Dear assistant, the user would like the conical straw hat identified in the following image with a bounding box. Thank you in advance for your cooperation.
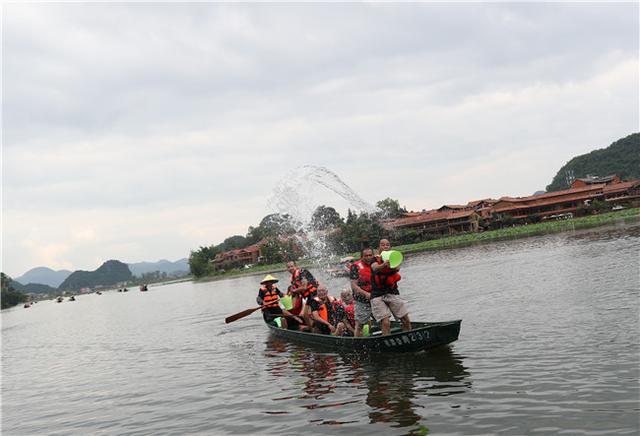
[260,274,279,284]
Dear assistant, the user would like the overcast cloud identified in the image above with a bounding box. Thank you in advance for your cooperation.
[2,3,638,277]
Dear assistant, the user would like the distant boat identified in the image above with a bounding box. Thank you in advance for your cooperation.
[24,303,31,309]
[123,288,128,292]
[68,296,76,302]
[56,296,64,303]
[96,291,102,295]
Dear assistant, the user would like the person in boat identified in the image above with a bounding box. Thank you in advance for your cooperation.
[371,239,411,336]
[341,257,355,275]
[257,274,304,330]
[350,247,375,337]
[334,289,356,336]
[309,285,338,335]
[286,260,318,327]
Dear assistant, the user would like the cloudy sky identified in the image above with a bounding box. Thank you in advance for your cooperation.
[3,3,638,277]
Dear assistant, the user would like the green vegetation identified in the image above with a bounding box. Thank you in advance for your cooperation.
[546,133,639,191]
[393,208,640,254]
[58,260,133,292]
[1,273,29,309]
[196,208,639,282]
[189,204,390,278]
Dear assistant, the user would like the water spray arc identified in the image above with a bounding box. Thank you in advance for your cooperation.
[268,165,379,266]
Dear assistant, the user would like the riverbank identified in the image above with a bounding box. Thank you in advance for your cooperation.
[197,207,639,282]
[395,207,640,255]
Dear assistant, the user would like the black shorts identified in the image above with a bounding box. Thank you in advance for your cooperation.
[286,316,303,331]
[313,320,332,335]
[262,307,284,324]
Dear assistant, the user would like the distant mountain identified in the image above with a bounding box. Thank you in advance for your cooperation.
[10,280,57,294]
[15,267,72,288]
[127,258,189,277]
[58,260,133,292]
[546,133,640,192]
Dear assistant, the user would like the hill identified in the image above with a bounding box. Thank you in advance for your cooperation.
[15,267,72,288]
[10,280,57,294]
[546,133,640,192]
[127,258,189,277]
[58,260,133,292]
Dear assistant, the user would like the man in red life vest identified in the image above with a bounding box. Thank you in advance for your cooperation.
[256,274,304,330]
[334,289,355,336]
[371,239,411,336]
[309,285,337,335]
[350,247,375,337]
[286,260,318,327]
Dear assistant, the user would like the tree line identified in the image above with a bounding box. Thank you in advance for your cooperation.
[188,198,409,277]
[546,133,639,192]
[1,273,29,309]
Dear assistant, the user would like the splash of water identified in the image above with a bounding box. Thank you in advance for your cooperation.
[268,165,379,265]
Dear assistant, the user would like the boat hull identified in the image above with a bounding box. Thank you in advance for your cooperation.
[266,320,461,353]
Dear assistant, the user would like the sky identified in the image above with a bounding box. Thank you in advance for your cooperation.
[2,3,638,277]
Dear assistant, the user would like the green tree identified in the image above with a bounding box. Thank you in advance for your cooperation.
[376,198,407,219]
[260,239,300,264]
[246,213,298,244]
[220,235,248,251]
[310,205,343,231]
[339,210,386,252]
[1,273,28,309]
[188,245,218,278]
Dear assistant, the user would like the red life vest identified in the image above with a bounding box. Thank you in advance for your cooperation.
[372,255,401,292]
[342,301,355,327]
[353,259,373,293]
[260,286,280,309]
[289,292,303,315]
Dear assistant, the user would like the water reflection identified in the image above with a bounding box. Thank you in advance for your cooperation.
[264,338,470,433]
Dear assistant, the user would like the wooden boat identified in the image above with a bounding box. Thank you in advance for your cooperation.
[265,320,461,353]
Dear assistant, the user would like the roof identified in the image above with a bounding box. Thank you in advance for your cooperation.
[497,184,605,204]
[603,179,640,194]
[388,209,477,228]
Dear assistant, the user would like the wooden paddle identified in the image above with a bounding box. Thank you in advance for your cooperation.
[225,298,283,324]
[225,305,264,324]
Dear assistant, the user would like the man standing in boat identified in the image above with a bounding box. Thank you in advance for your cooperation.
[350,247,375,337]
[371,239,411,336]
[286,260,318,326]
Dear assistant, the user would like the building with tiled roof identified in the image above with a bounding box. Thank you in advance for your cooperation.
[386,176,638,236]
[385,209,480,235]
[492,178,639,223]
[211,239,268,271]
[571,175,620,188]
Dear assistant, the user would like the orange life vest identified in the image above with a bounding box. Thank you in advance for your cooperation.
[291,268,317,298]
[313,296,335,322]
[260,286,280,309]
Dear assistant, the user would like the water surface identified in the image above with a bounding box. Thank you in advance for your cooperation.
[3,222,639,435]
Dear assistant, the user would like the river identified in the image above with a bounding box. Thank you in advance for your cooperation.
[2,221,639,435]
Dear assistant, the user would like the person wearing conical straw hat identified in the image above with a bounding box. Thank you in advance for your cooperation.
[257,274,304,330]
[371,239,411,336]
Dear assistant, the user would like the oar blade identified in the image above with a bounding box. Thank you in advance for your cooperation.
[225,306,261,324]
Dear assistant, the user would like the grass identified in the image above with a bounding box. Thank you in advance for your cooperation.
[394,207,640,255]
[198,207,639,281]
